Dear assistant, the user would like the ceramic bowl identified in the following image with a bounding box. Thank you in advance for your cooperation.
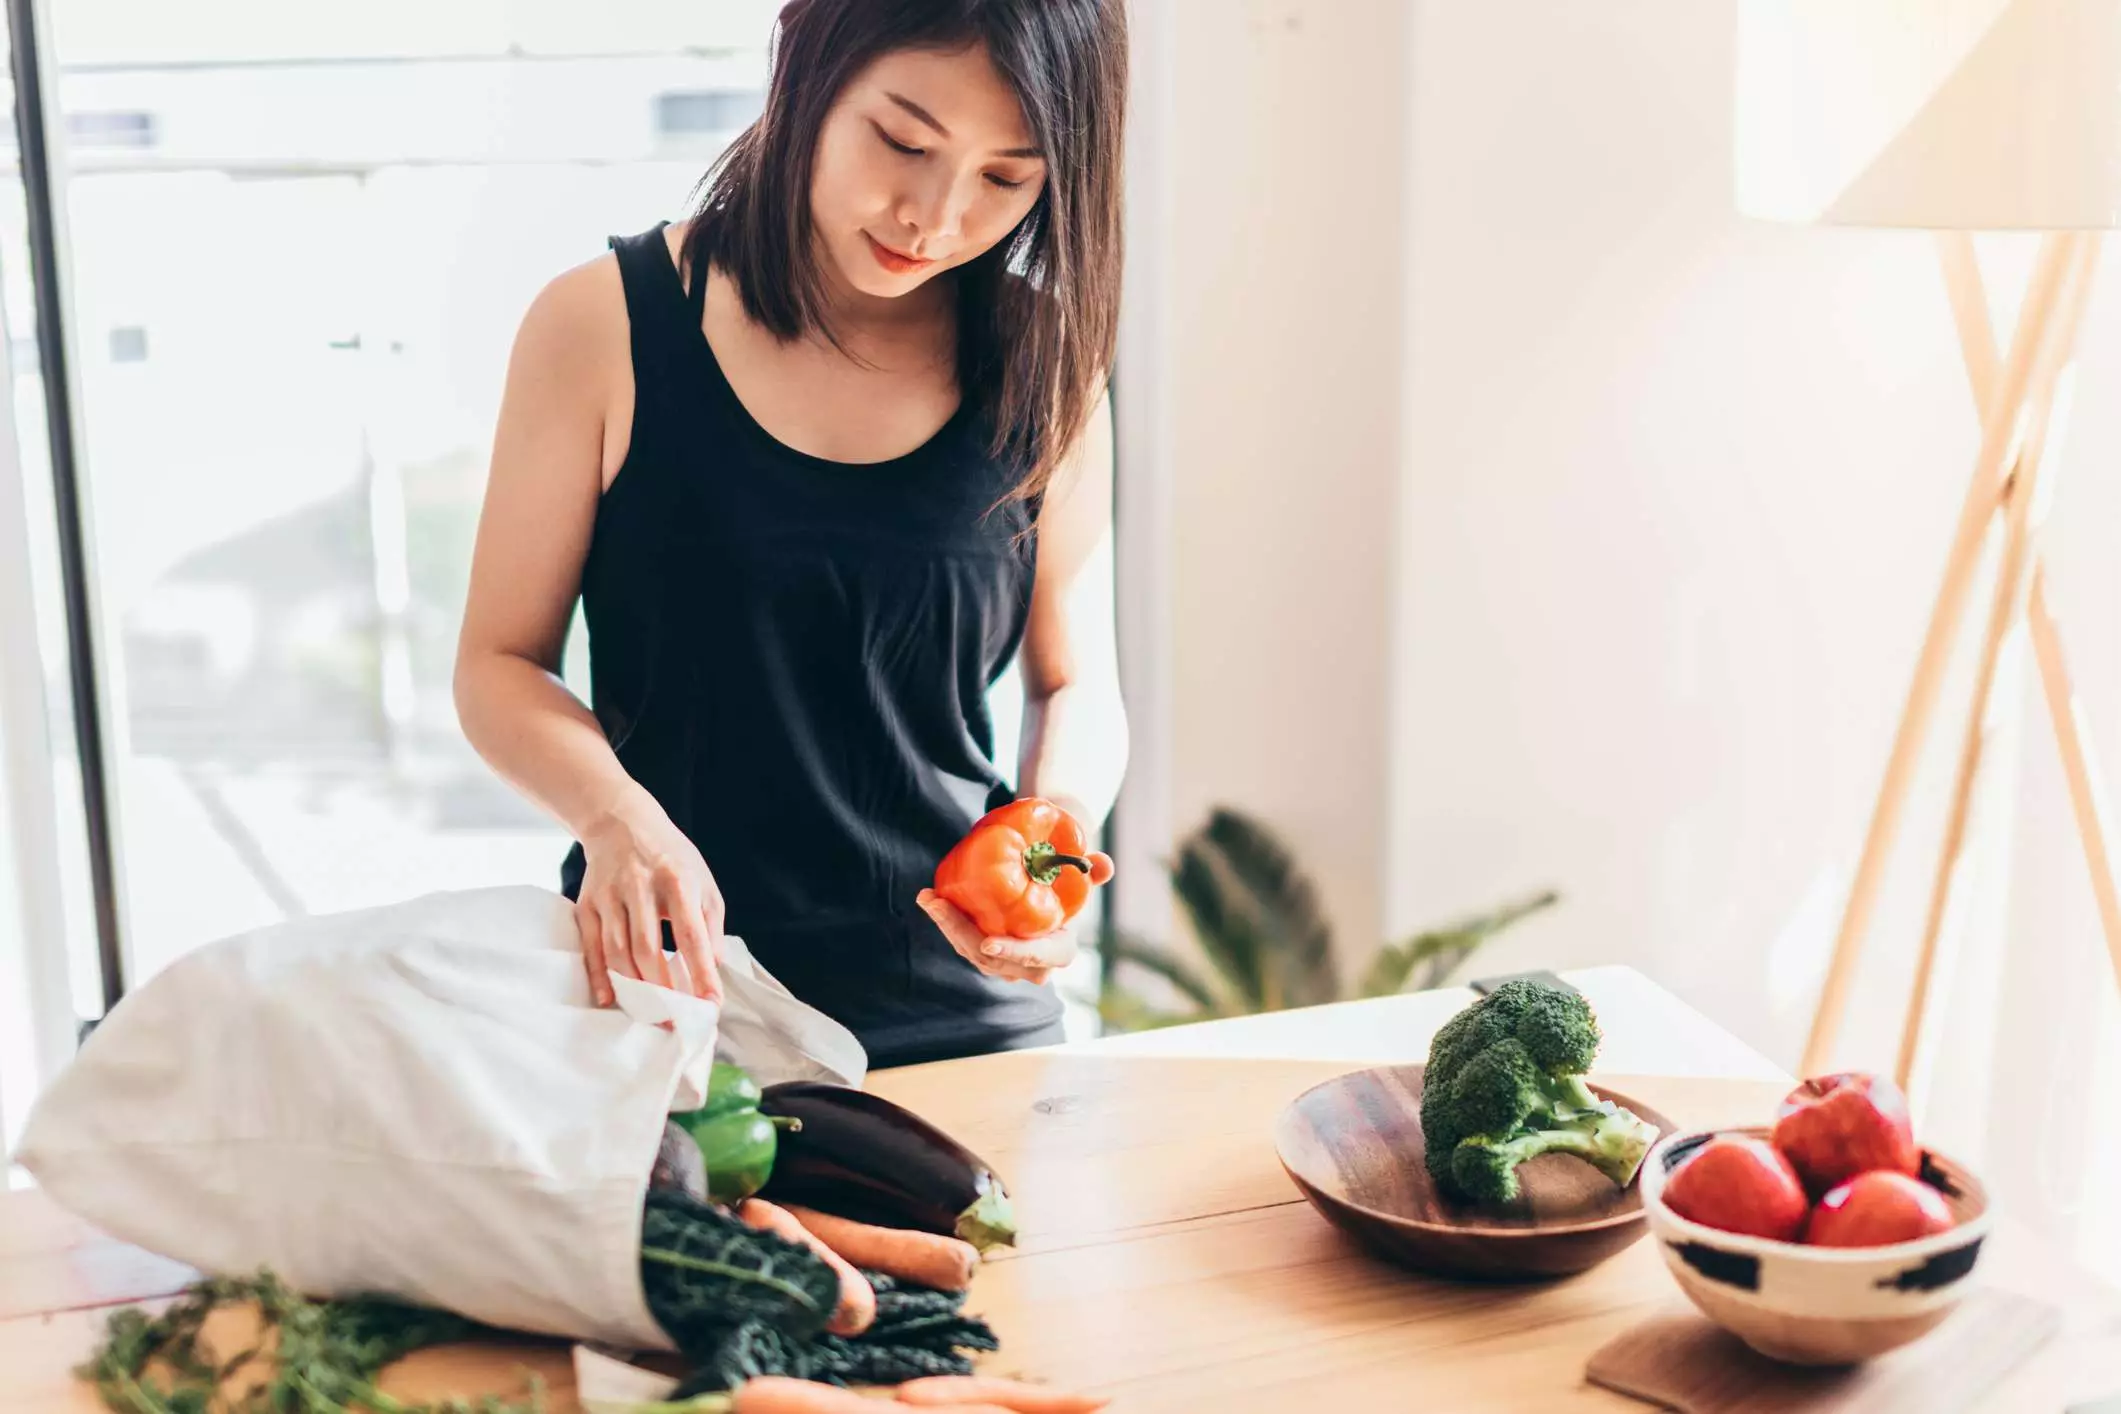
[1638,1125,1993,1365]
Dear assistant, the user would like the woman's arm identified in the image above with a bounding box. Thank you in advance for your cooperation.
[917,389,1129,983]
[453,259,723,1004]
[1015,386,1129,825]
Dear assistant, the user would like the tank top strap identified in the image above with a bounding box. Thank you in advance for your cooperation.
[683,234,709,324]
[607,221,702,410]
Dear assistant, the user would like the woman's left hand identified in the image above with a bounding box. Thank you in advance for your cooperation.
[917,889,1078,985]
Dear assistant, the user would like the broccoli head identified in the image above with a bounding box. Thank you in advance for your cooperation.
[1419,980,1656,1206]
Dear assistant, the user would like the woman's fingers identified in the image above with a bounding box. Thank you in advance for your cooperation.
[701,876,727,942]
[917,891,1006,976]
[600,902,641,989]
[631,890,674,990]
[981,930,1079,970]
[917,891,1065,985]
[698,877,728,1001]
[575,900,615,1006]
[917,890,985,952]
[964,953,1052,985]
[664,887,723,1003]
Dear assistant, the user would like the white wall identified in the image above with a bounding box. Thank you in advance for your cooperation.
[1393,1,2004,1053]
[1115,0,1409,973]
[1125,0,1987,1031]
[1123,0,2121,1269]
[1386,0,2121,1268]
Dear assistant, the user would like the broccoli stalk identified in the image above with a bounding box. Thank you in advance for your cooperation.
[1449,1097,1660,1206]
[1418,979,1658,1207]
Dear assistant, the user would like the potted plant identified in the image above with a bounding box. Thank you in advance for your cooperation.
[1098,806,1558,1032]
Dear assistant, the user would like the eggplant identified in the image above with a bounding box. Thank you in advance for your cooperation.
[757,1081,1017,1252]
[649,1118,708,1202]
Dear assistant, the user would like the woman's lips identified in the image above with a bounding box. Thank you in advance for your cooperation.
[865,232,935,275]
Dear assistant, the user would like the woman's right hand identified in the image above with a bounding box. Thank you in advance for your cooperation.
[574,795,725,1006]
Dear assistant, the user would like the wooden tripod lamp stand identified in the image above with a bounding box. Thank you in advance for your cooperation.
[1735,0,2121,1093]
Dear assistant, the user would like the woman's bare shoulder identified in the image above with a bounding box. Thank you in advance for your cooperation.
[502,244,644,486]
[523,219,698,355]
[519,246,628,360]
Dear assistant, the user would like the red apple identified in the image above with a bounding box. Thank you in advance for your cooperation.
[1771,1071,1919,1195]
[1803,1170,1955,1247]
[1662,1135,1810,1241]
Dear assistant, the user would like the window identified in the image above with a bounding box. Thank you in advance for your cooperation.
[654,89,764,137]
[65,110,155,149]
[17,9,773,994]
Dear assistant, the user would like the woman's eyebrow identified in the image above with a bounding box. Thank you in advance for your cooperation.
[886,91,1043,159]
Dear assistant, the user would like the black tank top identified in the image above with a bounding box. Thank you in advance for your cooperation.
[560,222,1061,1067]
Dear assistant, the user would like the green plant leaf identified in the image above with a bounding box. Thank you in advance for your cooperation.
[1360,928,1476,998]
[1197,808,1339,1009]
[1168,831,1273,1011]
[665,1273,995,1396]
[640,1188,842,1367]
[1095,987,1205,1033]
[1107,803,1563,1031]
[1100,930,1228,1013]
[1359,889,1561,998]
[76,1270,541,1414]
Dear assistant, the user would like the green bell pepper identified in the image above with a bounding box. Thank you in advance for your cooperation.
[669,1062,800,1206]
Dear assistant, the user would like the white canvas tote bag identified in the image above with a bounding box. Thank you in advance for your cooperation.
[14,885,865,1351]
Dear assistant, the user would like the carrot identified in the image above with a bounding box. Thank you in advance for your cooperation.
[730,1376,889,1412]
[721,1387,1031,1414]
[893,1376,1111,1412]
[738,1198,877,1336]
[783,1205,981,1292]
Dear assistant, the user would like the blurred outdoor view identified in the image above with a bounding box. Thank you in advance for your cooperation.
[5,2,854,1006]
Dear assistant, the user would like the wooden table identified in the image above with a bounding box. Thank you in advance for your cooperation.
[6,969,2119,1410]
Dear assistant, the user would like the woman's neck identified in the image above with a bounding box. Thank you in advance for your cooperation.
[815,255,956,368]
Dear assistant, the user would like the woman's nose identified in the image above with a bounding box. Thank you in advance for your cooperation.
[898,169,977,249]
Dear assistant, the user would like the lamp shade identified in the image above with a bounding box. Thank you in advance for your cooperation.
[1736,0,2121,229]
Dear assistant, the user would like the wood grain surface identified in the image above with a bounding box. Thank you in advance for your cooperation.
[4,1044,2116,1410]
[1585,1288,2063,1412]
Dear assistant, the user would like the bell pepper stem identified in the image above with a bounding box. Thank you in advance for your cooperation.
[1022,839,1095,885]
[770,1115,802,1134]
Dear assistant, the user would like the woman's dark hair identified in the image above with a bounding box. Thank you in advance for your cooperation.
[682,0,1127,504]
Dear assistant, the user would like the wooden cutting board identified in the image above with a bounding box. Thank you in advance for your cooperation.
[1585,1288,2061,1413]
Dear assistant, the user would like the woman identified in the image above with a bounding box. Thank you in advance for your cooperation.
[454,0,1130,1068]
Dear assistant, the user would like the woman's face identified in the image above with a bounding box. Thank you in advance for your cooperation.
[810,44,1049,303]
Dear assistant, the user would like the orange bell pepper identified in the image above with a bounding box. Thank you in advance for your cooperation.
[932,798,1115,938]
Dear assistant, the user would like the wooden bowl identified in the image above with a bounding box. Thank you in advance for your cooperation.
[1639,1126,1993,1365]
[1272,1063,1675,1280]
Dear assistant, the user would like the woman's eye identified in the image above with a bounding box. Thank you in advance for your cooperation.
[985,174,1026,191]
[877,129,925,157]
